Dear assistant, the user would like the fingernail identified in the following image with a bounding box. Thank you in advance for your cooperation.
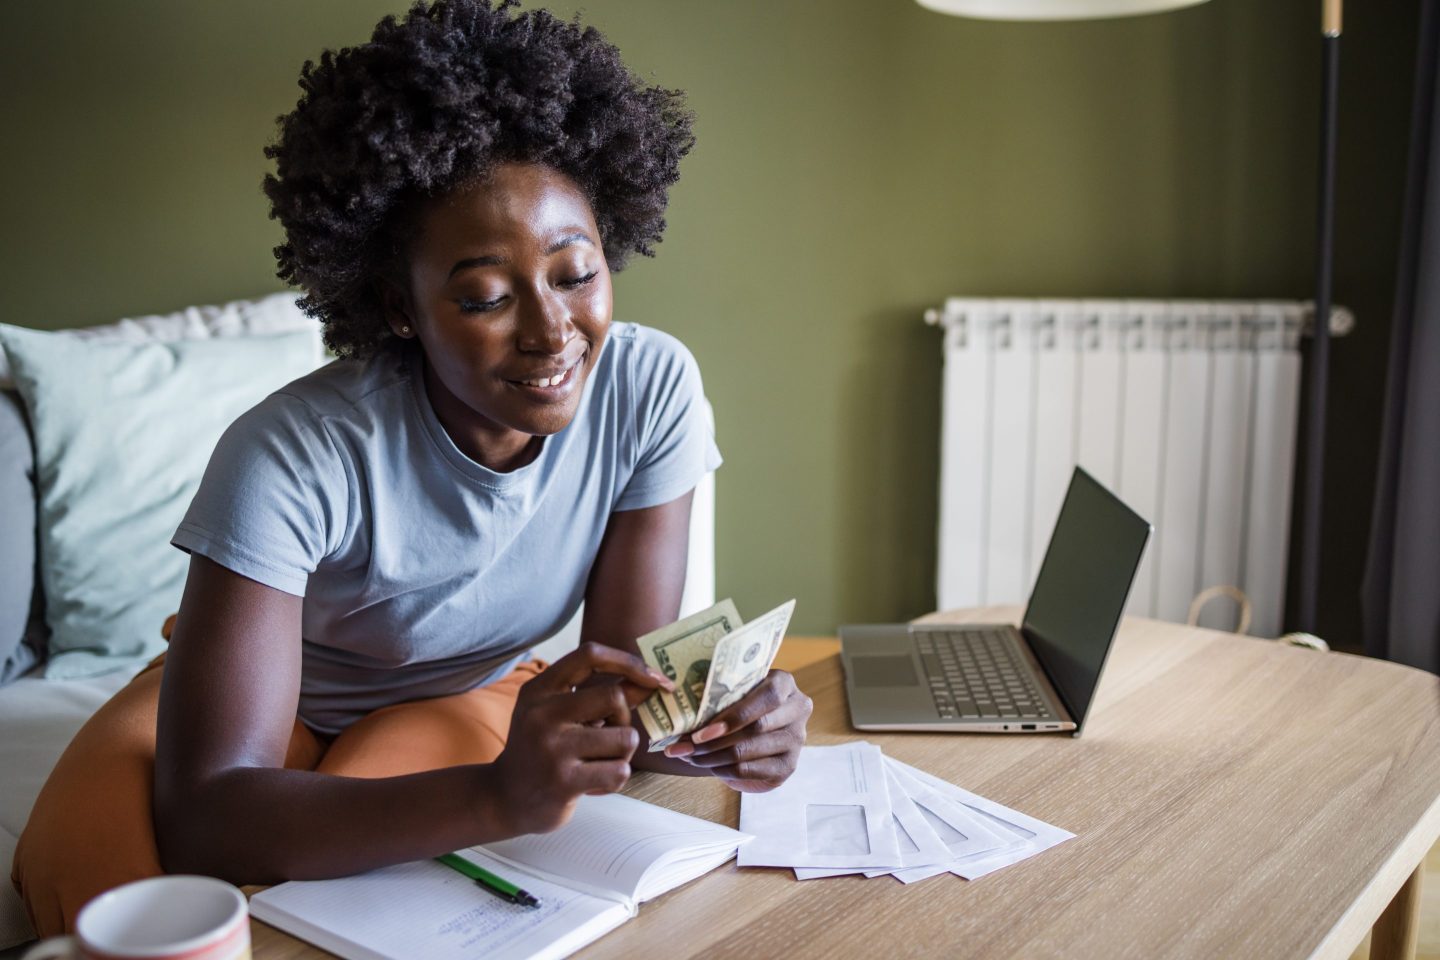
[693,723,725,743]
[664,742,695,758]
[649,669,674,690]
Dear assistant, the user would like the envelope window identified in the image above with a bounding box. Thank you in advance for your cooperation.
[805,804,871,855]
[966,802,1037,840]
[895,819,920,855]
[918,804,971,849]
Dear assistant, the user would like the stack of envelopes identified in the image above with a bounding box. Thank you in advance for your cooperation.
[737,741,1073,882]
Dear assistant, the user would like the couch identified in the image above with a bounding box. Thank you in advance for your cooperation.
[0,294,716,950]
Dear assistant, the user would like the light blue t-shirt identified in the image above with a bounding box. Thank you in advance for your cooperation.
[172,323,721,734]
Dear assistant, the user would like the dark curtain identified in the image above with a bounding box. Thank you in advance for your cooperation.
[1362,0,1440,672]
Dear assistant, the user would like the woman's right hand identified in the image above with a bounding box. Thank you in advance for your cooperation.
[491,642,673,835]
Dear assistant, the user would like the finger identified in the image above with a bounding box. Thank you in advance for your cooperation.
[559,682,634,728]
[617,679,662,710]
[681,730,798,769]
[569,724,641,760]
[683,695,811,758]
[689,671,796,743]
[668,704,803,759]
[539,642,674,694]
[573,677,668,723]
[719,779,782,794]
[690,672,809,744]
[709,754,796,787]
[574,758,632,796]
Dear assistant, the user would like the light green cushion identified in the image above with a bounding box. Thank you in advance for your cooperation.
[0,326,320,678]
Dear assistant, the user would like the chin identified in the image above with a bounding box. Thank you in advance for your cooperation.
[496,365,591,435]
[500,394,584,437]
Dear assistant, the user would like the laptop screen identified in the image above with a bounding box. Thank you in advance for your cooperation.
[1021,468,1151,731]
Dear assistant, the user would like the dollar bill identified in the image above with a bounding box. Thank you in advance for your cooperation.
[636,599,742,745]
[694,599,794,728]
[645,599,796,752]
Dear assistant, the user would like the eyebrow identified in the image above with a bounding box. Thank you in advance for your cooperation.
[546,232,594,255]
[447,254,504,279]
[446,233,595,280]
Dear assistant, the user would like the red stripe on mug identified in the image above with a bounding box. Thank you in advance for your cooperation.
[82,919,249,960]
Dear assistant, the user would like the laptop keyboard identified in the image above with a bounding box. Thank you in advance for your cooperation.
[915,629,1055,721]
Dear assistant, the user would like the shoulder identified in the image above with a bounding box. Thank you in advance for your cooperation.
[268,347,411,424]
[601,322,705,409]
[225,348,410,451]
[182,354,399,580]
[605,322,700,373]
[599,324,720,510]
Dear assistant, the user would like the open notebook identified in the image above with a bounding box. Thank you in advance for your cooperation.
[249,793,750,960]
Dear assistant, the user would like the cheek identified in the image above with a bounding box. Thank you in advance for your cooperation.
[428,326,508,376]
[584,274,614,322]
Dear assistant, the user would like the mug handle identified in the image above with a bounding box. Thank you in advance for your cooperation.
[22,936,77,960]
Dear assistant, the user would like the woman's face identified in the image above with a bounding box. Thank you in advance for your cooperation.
[387,162,613,469]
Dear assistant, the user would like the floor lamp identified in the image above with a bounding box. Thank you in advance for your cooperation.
[919,0,1342,635]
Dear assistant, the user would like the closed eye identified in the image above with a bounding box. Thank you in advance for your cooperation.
[459,296,506,314]
[458,272,595,313]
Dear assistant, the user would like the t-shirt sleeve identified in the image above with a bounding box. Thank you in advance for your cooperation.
[614,330,723,512]
[171,393,349,596]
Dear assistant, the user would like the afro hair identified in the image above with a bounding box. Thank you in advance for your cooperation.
[262,0,695,359]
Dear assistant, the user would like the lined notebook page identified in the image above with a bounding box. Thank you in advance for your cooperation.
[481,794,745,901]
[249,850,626,960]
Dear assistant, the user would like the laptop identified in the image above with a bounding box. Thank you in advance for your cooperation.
[841,466,1151,736]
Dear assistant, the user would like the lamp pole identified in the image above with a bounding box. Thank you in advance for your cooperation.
[1297,0,1342,633]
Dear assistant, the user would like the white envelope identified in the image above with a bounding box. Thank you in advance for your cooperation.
[792,764,957,880]
[885,757,1075,881]
[883,761,1016,859]
[794,759,1017,880]
[739,742,900,869]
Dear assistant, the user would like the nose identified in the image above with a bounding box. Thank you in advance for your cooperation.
[516,286,572,354]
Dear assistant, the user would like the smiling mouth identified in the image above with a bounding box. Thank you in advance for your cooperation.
[510,352,585,390]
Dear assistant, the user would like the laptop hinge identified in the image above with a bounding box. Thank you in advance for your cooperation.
[1020,623,1080,723]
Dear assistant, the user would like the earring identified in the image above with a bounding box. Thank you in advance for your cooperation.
[401,325,411,335]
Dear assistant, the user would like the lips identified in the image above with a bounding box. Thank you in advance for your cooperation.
[507,352,585,390]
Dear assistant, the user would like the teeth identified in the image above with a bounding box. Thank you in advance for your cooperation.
[522,359,577,388]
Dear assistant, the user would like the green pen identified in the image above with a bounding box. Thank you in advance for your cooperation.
[436,852,542,908]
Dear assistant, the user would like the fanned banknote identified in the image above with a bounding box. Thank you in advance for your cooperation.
[694,600,795,728]
[638,599,796,752]
[636,600,742,745]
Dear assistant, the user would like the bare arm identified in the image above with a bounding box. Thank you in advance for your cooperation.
[154,554,666,883]
[580,491,702,776]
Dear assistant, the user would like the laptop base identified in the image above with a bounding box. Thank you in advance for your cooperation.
[841,623,1077,734]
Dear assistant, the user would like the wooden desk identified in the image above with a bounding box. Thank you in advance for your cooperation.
[251,607,1440,959]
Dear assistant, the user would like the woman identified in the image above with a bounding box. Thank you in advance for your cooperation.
[13,0,810,935]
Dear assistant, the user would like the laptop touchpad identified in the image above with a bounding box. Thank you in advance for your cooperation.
[853,655,920,687]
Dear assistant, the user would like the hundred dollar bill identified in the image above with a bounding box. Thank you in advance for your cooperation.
[694,599,794,728]
[636,599,742,745]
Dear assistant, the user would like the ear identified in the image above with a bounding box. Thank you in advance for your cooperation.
[377,277,417,339]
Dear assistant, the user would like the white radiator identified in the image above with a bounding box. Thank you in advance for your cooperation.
[931,298,1350,638]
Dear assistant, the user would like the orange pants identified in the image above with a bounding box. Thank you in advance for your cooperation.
[11,653,544,937]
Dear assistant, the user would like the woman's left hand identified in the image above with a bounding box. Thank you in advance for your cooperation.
[661,670,812,792]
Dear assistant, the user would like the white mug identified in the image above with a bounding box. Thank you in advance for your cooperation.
[23,875,250,960]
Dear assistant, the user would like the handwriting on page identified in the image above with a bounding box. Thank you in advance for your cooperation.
[436,899,562,952]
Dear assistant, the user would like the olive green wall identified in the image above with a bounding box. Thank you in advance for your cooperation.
[0,1,1412,643]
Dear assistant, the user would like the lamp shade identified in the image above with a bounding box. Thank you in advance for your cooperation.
[916,0,1208,20]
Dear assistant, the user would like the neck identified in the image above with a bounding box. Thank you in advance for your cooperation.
[420,357,541,473]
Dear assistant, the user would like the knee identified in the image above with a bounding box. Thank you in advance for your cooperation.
[13,793,166,937]
[13,812,94,937]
